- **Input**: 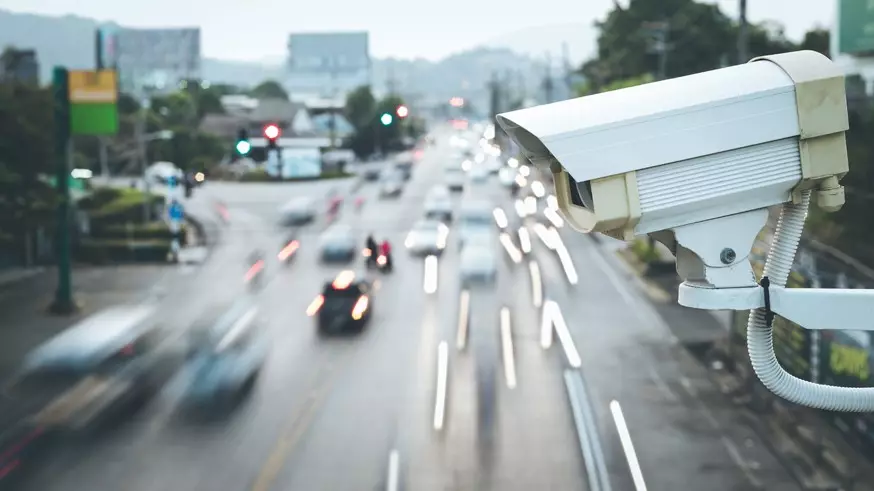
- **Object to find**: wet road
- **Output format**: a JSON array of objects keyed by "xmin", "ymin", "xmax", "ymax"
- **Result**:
[{"xmin": 16, "ymin": 127, "xmax": 802, "ymax": 491}]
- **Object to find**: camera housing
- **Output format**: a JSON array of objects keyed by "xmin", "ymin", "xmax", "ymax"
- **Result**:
[{"xmin": 496, "ymin": 50, "xmax": 849, "ymax": 242}]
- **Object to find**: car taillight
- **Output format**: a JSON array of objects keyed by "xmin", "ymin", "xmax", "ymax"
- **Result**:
[
  {"xmin": 307, "ymin": 295, "xmax": 325, "ymax": 316},
  {"xmin": 351, "ymin": 296, "xmax": 369, "ymax": 320},
  {"xmin": 278, "ymin": 240, "xmax": 299, "ymax": 260},
  {"xmin": 244, "ymin": 260, "xmax": 265, "ymax": 283}
]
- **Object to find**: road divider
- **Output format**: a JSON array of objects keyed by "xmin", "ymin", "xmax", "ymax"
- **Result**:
[
  {"xmin": 500, "ymin": 307, "xmax": 517, "ymax": 389},
  {"xmin": 456, "ymin": 290, "xmax": 471, "ymax": 350},
  {"xmin": 564, "ymin": 370, "xmax": 612, "ymax": 491},
  {"xmin": 434, "ymin": 341, "xmax": 448, "ymax": 431},
  {"xmin": 609, "ymin": 400, "xmax": 647, "ymax": 491},
  {"xmin": 386, "ymin": 449, "xmax": 400, "ymax": 491},
  {"xmin": 423, "ymin": 255, "xmax": 439, "ymax": 294},
  {"xmin": 549, "ymin": 301, "xmax": 582, "ymax": 368}
]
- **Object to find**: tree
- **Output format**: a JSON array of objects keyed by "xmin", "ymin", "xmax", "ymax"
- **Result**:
[
  {"xmin": 251, "ymin": 80, "xmax": 289, "ymax": 100},
  {"xmin": 150, "ymin": 126, "xmax": 225, "ymax": 171},
  {"xmin": 344, "ymin": 86, "xmax": 377, "ymax": 157},
  {"xmin": 800, "ymin": 28, "xmax": 830, "ymax": 57}
]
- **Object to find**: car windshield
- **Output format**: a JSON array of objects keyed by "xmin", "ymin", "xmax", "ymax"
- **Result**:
[{"xmin": 460, "ymin": 210, "xmax": 492, "ymax": 226}]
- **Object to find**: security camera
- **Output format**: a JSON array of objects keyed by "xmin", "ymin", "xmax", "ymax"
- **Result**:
[{"xmin": 500, "ymin": 51, "xmax": 874, "ymax": 413}]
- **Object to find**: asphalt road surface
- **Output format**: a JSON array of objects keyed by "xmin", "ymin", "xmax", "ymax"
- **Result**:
[{"xmin": 16, "ymin": 127, "xmax": 802, "ymax": 491}]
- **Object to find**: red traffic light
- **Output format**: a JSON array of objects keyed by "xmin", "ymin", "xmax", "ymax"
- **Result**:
[
  {"xmin": 263, "ymin": 124, "xmax": 281, "ymax": 140},
  {"xmin": 396, "ymin": 105, "xmax": 409, "ymax": 118}
]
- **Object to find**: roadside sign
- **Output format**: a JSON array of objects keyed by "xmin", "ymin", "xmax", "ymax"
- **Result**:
[
  {"xmin": 838, "ymin": 0, "xmax": 874, "ymax": 55},
  {"xmin": 169, "ymin": 201, "xmax": 184, "ymax": 221},
  {"xmin": 68, "ymin": 70, "xmax": 119, "ymax": 135}
]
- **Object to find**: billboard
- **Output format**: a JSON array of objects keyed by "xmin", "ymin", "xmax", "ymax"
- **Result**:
[{"xmin": 838, "ymin": 0, "xmax": 874, "ymax": 55}]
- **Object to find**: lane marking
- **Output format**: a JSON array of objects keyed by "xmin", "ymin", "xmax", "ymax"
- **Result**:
[
  {"xmin": 434, "ymin": 341, "xmax": 449, "ymax": 431},
  {"xmin": 500, "ymin": 307, "xmax": 517, "ymax": 389},
  {"xmin": 564, "ymin": 370, "xmax": 612, "ymax": 491},
  {"xmin": 720, "ymin": 435, "xmax": 763, "ymax": 488},
  {"xmin": 555, "ymin": 240, "xmax": 579, "ymax": 285},
  {"xmin": 423, "ymin": 255, "xmax": 439, "ymax": 294},
  {"xmin": 518, "ymin": 226, "xmax": 532, "ymax": 254},
  {"xmin": 456, "ymin": 290, "xmax": 471, "ymax": 350},
  {"xmin": 540, "ymin": 299, "xmax": 553, "ymax": 349},
  {"xmin": 386, "ymin": 449, "xmax": 400, "ymax": 491},
  {"xmin": 529, "ymin": 260, "xmax": 543, "ymax": 308},
  {"xmin": 609, "ymin": 400, "xmax": 647, "ymax": 491},
  {"xmin": 648, "ymin": 369, "xmax": 678, "ymax": 402},
  {"xmin": 550, "ymin": 302, "xmax": 582, "ymax": 368},
  {"xmin": 499, "ymin": 233, "xmax": 523, "ymax": 264}
]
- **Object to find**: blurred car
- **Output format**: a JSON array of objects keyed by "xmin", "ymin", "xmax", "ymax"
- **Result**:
[
  {"xmin": 445, "ymin": 168, "xmax": 465, "ymax": 192},
  {"xmin": 457, "ymin": 201, "xmax": 494, "ymax": 247},
  {"xmin": 394, "ymin": 161, "xmax": 413, "ymax": 181},
  {"xmin": 319, "ymin": 224, "xmax": 357, "ymax": 262},
  {"xmin": 12, "ymin": 305, "xmax": 179, "ymax": 434},
  {"xmin": 405, "ymin": 220, "xmax": 449, "ymax": 256},
  {"xmin": 486, "ymin": 157, "xmax": 503, "ymax": 174},
  {"xmin": 279, "ymin": 197, "xmax": 317, "ymax": 226},
  {"xmin": 424, "ymin": 190, "xmax": 453, "ymax": 222},
  {"xmin": 181, "ymin": 301, "xmax": 266, "ymax": 409},
  {"xmin": 0, "ymin": 420, "xmax": 54, "ymax": 486},
  {"xmin": 469, "ymin": 165, "xmax": 490, "ymax": 185},
  {"xmin": 498, "ymin": 167, "xmax": 517, "ymax": 188},
  {"xmin": 460, "ymin": 244, "xmax": 497, "ymax": 287},
  {"xmin": 309, "ymin": 271, "xmax": 373, "ymax": 334},
  {"xmin": 363, "ymin": 164, "xmax": 383, "ymax": 181},
  {"xmin": 379, "ymin": 173, "xmax": 404, "ymax": 198}
]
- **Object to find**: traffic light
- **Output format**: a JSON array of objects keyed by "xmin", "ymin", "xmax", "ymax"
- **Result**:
[
  {"xmin": 396, "ymin": 105, "xmax": 409, "ymax": 118},
  {"xmin": 380, "ymin": 113, "xmax": 393, "ymax": 126},
  {"xmin": 235, "ymin": 128, "xmax": 251, "ymax": 155},
  {"xmin": 264, "ymin": 123, "xmax": 281, "ymax": 150}
]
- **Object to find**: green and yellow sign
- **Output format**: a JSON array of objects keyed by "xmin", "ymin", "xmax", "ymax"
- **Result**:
[{"xmin": 68, "ymin": 69, "xmax": 119, "ymax": 135}]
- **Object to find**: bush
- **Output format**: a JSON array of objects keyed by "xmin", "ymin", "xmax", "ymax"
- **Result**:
[
  {"xmin": 239, "ymin": 168, "xmax": 274, "ymax": 182},
  {"xmin": 85, "ymin": 188, "xmax": 164, "ymax": 226},
  {"xmin": 78, "ymin": 187, "xmax": 123, "ymax": 210},
  {"xmin": 630, "ymin": 238, "xmax": 661, "ymax": 264},
  {"xmin": 94, "ymin": 220, "xmax": 188, "ymax": 244},
  {"xmin": 75, "ymin": 238, "xmax": 171, "ymax": 264},
  {"xmin": 237, "ymin": 168, "xmax": 353, "ymax": 183}
]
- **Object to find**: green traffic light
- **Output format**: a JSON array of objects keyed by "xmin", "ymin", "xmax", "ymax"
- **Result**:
[
  {"xmin": 380, "ymin": 113, "xmax": 393, "ymax": 126},
  {"xmin": 236, "ymin": 140, "xmax": 251, "ymax": 155}
]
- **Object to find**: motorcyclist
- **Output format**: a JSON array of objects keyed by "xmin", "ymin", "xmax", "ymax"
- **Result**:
[
  {"xmin": 379, "ymin": 239, "xmax": 393, "ymax": 270},
  {"xmin": 365, "ymin": 235, "xmax": 378, "ymax": 266}
]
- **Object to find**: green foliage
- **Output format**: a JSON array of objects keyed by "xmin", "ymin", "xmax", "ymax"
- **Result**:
[
  {"xmin": 150, "ymin": 126, "xmax": 225, "ymax": 171},
  {"xmin": 630, "ymin": 238, "xmax": 660, "ymax": 264},
  {"xmin": 76, "ymin": 238, "xmax": 172, "ymax": 264},
  {"xmin": 342, "ymin": 86, "xmax": 410, "ymax": 158},
  {"xmin": 251, "ymin": 80, "xmax": 289, "ymax": 100},
  {"xmin": 80, "ymin": 187, "xmax": 163, "ymax": 227},
  {"xmin": 238, "ymin": 168, "xmax": 352, "ymax": 182},
  {"xmin": 96, "ymin": 220, "xmax": 188, "ymax": 243}
]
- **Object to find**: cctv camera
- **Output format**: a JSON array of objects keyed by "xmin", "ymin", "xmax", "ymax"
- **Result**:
[{"xmin": 497, "ymin": 50, "xmax": 849, "ymax": 243}]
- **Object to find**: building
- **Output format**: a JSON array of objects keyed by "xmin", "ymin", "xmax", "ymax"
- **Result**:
[
  {"xmin": 831, "ymin": 0, "xmax": 874, "ymax": 96},
  {"xmin": 286, "ymin": 32, "xmax": 371, "ymax": 106},
  {"xmin": 0, "ymin": 48, "xmax": 39, "ymax": 85},
  {"xmin": 105, "ymin": 27, "xmax": 201, "ymax": 95}
]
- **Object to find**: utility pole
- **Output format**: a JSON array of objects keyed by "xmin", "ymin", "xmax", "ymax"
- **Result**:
[
  {"xmin": 50, "ymin": 67, "xmax": 76, "ymax": 314},
  {"xmin": 644, "ymin": 21, "xmax": 671, "ymax": 80},
  {"xmin": 738, "ymin": 0, "xmax": 749, "ymax": 64},
  {"xmin": 95, "ymin": 29, "xmax": 110, "ymax": 177},
  {"xmin": 138, "ymin": 91, "xmax": 151, "ymax": 222},
  {"xmin": 328, "ymin": 56, "xmax": 338, "ymax": 151},
  {"xmin": 488, "ymin": 71, "xmax": 501, "ymax": 146}
]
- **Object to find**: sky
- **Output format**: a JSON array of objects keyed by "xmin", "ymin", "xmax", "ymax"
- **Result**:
[{"xmin": 0, "ymin": 0, "xmax": 834, "ymax": 62}]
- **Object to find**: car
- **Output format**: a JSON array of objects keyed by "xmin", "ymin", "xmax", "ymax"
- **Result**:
[
  {"xmin": 460, "ymin": 244, "xmax": 497, "ymax": 287},
  {"xmin": 394, "ymin": 161, "xmax": 413, "ymax": 181},
  {"xmin": 379, "ymin": 173, "xmax": 404, "ymax": 198},
  {"xmin": 486, "ymin": 157, "xmax": 503, "ymax": 174},
  {"xmin": 469, "ymin": 165, "xmax": 490, "ymax": 185},
  {"xmin": 181, "ymin": 300, "xmax": 266, "ymax": 410},
  {"xmin": 445, "ymin": 169, "xmax": 465, "ymax": 192},
  {"xmin": 279, "ymin": 197, "xmax": 317, "ymax": 226},
  {"xmin": 309, "ymin": 270, "xmax": 373, "ymax": 334},
  {"xmin": 12, "ymin": 305, "xmax": 180, "ymax": 434},
  {"xmin": 457, "ymin": 201, "xmax": 494, "ymax": 247},
  {"xmin": 319, "ymin": 225, "xmax": 357, "ymax": 262},
  {"xmin": 405, "ymin": 220, "xmax": 449, "ymax": 256},
  {"xmin": 498, "ymin": 167, "xmax": 517, "ymax": 188},
  {"xmin": 423, "ymin": 187, "xmax": 453, "ymax": 221},
  {"xmin": 426, "ymin": 185, "xmax": 450, "ymax": 201}
]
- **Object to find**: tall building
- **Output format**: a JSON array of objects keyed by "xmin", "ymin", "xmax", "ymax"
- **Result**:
[
  {"xmin": 0, "ymin": 48, "xmax": 39, "ymax": 85},
  {"xmin": 103, "ymin": 27, "xmax": 201, "ymax": 95},
  {"xmin": 286, "ymin": 32, "xmax": 371, "ymax": 105}
]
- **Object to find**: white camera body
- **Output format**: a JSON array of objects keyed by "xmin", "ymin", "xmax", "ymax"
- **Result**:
[{"xmin": 497, "ymin": 50, "xmax": 849, "ymax": 243}]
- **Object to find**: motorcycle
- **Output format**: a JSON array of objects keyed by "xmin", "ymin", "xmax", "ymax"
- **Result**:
[{"xmin": 376, "ymin": 253, "xmax": 393, "ymax": 273}]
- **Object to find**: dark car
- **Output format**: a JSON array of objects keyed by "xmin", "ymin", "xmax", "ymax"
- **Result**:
[{"xmin": 309, "ymin": 271, "xmax": 373, "ymax": 335}]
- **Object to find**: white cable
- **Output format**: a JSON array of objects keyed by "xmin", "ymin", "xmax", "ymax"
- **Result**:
[{"xmin": 747, "ymin": 190, "xmax": 874, "ymax": 411}]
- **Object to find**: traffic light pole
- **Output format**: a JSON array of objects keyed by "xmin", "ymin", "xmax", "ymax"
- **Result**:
[{"xmin": 49, "ymin": 66, "xmax": 77, "ymax": 315}]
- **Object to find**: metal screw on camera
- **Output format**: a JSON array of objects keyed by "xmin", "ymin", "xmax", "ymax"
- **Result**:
[{"xmin": 720, "ymin": 248, "xmax": 736, "ymax": 265}]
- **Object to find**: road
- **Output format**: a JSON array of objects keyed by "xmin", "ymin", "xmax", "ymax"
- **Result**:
[{"xmin": 16, "ymin": 126, "xmax": 802, "ymax": 491}]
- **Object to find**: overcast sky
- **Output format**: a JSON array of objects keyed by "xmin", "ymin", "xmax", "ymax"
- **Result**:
[{"xmin": 0, "ymin": 0, "xmax": 833, "ymax": 61}]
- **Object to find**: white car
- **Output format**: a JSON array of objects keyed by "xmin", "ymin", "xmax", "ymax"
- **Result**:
[
  {"xmin": 469, "ymin": 166, "xmax": 489, "ymax": 185},
  {"xmin": 445, "ymin": 169, "xmax": 465, "ymax": 192},
  {"xmin": 405, "ymin": 220, "xmax": 449, "ymax": 256},
  {"xmin": 279, "ymin": 197, "xmax": 317, "ymax": 225},
  {"xmin": 457, "ymin": 202, "xmax": 494, "ymax": 248},
  {"xmin": 498, "ymin": 167, "xmax": 517, "ymax": 188},
  {"xmin": 460, "ymin": 244, "xmax": 497, "ymax": 287},
  {"xmin": 424, "ymin": 195, "xmax": 453, "ymax": 222}
]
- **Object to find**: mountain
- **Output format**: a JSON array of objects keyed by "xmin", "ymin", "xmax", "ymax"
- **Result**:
[{"xmin": 0, "ymin": 8, "xmax": 571, "ymax": 109}]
